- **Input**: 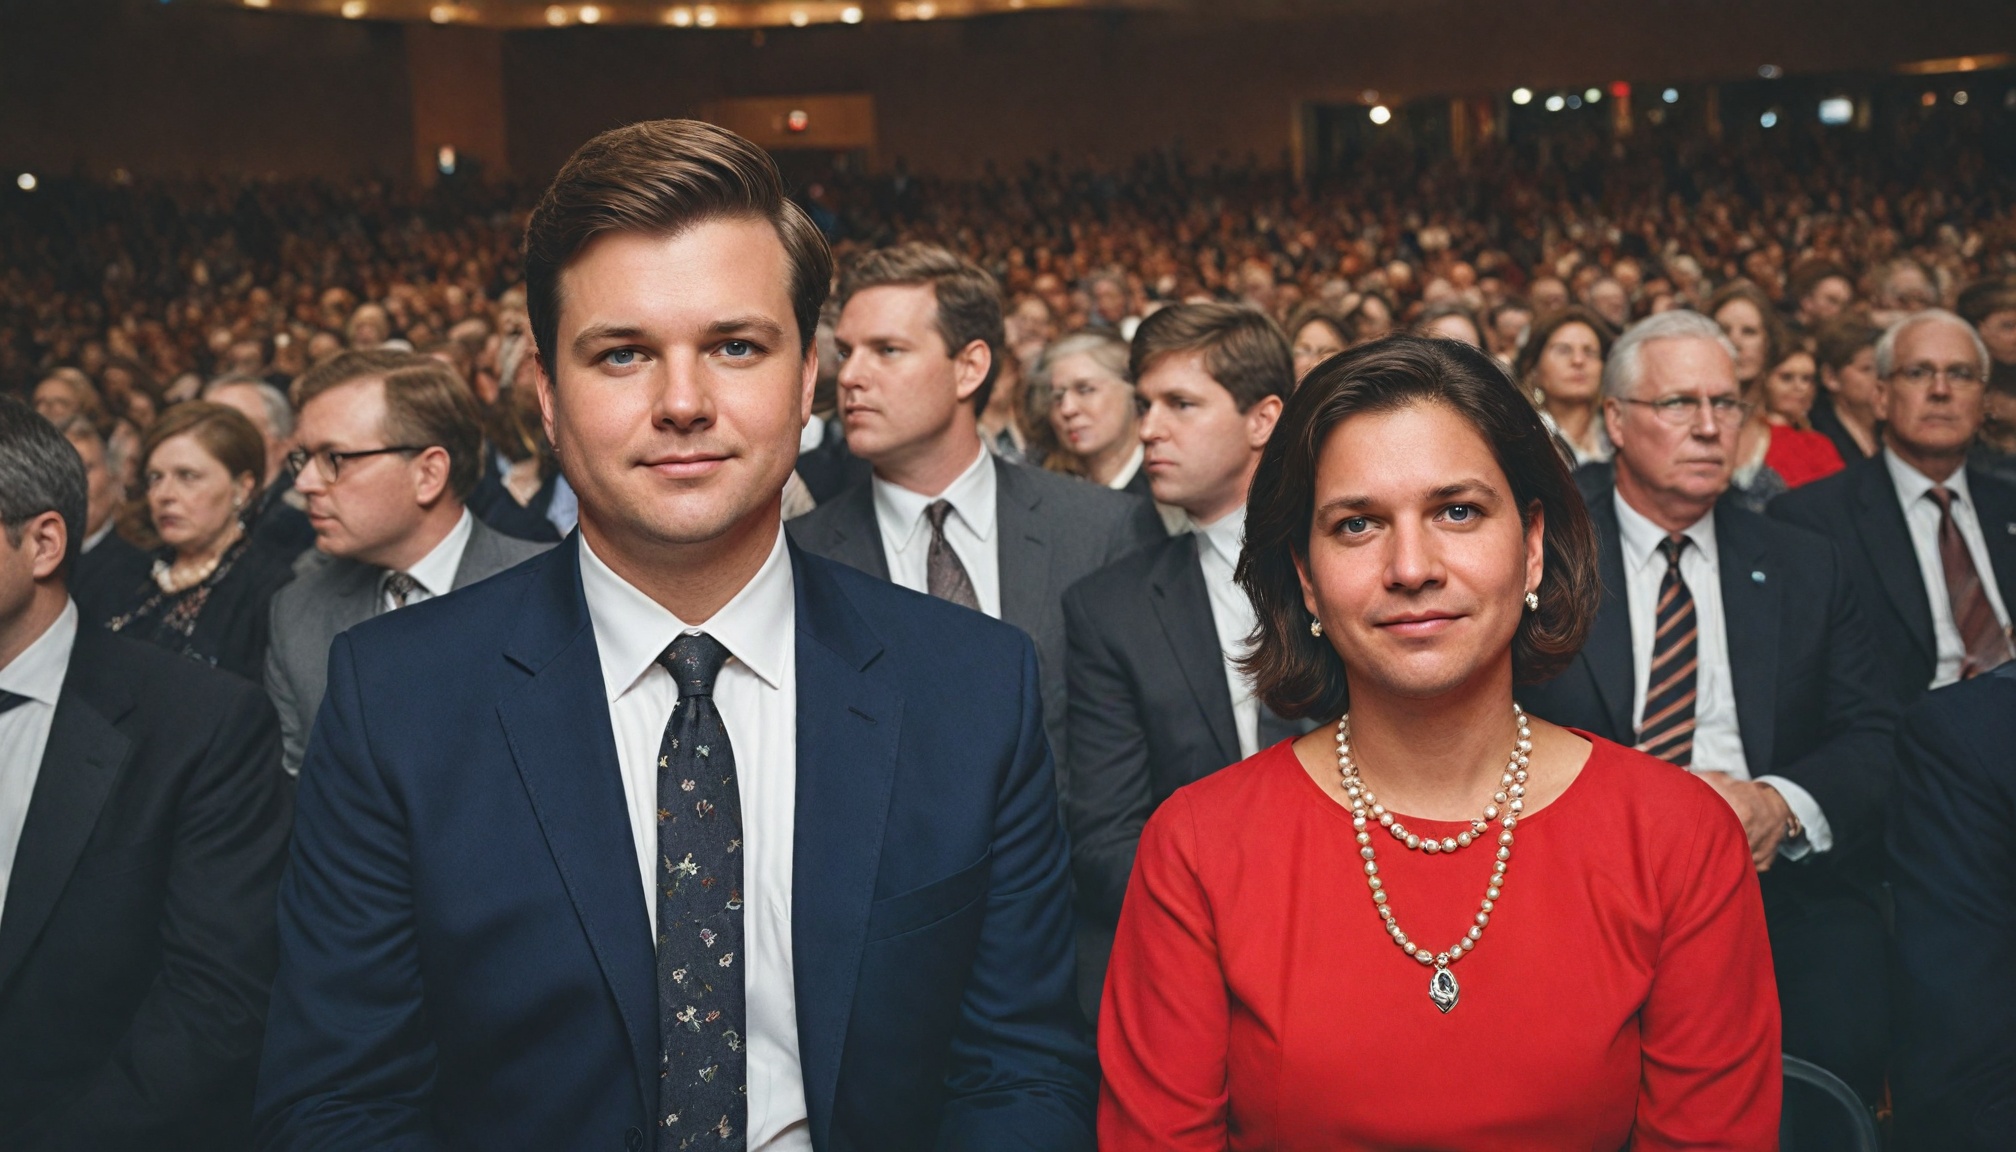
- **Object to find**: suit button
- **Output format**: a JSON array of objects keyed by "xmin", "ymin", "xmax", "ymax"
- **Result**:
[{"xmin": 624, "ymin": 1126, "xmax": 643, "ymax": 1150}]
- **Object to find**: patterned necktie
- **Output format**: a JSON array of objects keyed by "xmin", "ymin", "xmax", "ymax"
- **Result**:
[
  {"xmin": 383, "ymin": 571, "xmax": 420, "ymax": 610},
  {"xmin": 1636, "ymin": 535, "xmax": 1699, "ymax": 767},
  {"xmin": 924, "ymin": 500, "xmax": 981, "ymax": 611},
  {"xmin": 653, "ymin": 633, "xmax": 746, "ymax": 1150},
  {"xmin": 0, "ymin": 690, "xmax": 29, "ymax": 718},
  {"xmin": 1929, "ymin": 486, "xmax": 2014, "ymax": 678}
]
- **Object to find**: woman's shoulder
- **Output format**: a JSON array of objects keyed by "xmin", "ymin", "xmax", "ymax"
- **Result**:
[
  {"xmin": 1570, "ymin": 734, "xmax": 1750, "ymax": 856},
  {"xmin": 1150, "ymin": 739, "xmax": 1316, "ymax": 842}
]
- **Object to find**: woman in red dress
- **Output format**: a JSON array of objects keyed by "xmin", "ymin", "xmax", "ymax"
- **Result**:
[
  {"xmin": 1099, "ymin": 336, "xmax": 1780, "ymax": 1151},
  {"xmin": 1757, "ymin": 346, "xmax": 1847, "ymax": 487}
]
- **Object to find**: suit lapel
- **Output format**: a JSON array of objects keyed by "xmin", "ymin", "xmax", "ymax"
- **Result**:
[
  {"xmin": 1716, "ymin": 506, "xmax": 1781, "ymax": 774},
  {"xmin": 820, "ymin": 483, "xmax": 892, "ymax": 581},
  {"xmin": 495, "ymin": 537, "xmax": 658, "ymax": 1117},
  {"xmin": 1582, "ymin": 496, "xmax": 1637, "ymax": 741},
  {"xmin": 451, "ymin": 519, "xmax": 501, "ymax": 591},
  {"xmin": 1148, "ymin": 535, "xmax": 1240, "ymax": 765},
  {"xmin": 788, "ymin": 547, "xmax": 902, "ymax": 1148},
  {"xmin": 1969, "ymin": 466, "xmax": 2016, "ymax": 614},
  {"xmin": 1852, "ymin": 459, "xmax": 1936, "ymax": 659},
  {"xmin": 993, "ymin": 458, "xmax": 1049, "ymax": 635},
  {"xmin": 0, "ymin": 643, "xmax": 134, "ymax": 995}
]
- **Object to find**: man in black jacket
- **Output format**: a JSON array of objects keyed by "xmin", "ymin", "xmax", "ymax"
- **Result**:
[
  {"xmin": 0, "ymin": 397, "xmax": 291, "ymax": 1150},
  {"xmin": 1520, "ymin": 312, "xmax": 1895, "ymax": 1103},
  {"xmin": 1060, "ymin": 303, "xmax": 1297, "ymax": 1017}
]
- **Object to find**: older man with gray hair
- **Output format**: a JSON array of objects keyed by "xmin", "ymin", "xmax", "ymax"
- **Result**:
[
  {"xmin": 1524, "ymin": 308, "xmax": 1897, "ymax": 1107},
  {"xmin": 1774, "ymin": 308, "xmax": 2016, "ymax": 702}
]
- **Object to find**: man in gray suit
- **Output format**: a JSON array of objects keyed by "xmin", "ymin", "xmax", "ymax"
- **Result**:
[
  {"xmin": 267, "ymin": 351, "xmax": 549, "ymax": 774},
  {"xmin": 788, "ymin": 243, "xmax": 1163, "ymax": 774}
]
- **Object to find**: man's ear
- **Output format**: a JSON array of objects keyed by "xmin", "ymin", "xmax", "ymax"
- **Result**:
[
  {"xmin": 800, "ymin": 342, "xmax": 820, "ymax": 427},
  {"xmin": 952, "ymin": 339, "xmax": 992, "ymax": 405},
  {"xmin": 534, "ymin": 353, "xmax": 559, "ymax": 451},
  {"xmin": 23, "ymin": 510, "xmax": 67, "ymax": 581}
]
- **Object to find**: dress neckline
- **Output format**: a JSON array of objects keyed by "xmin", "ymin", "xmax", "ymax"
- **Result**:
[{"xmin": 1284, "ymin": 727, "xmax": 1603, "ymax": 834}]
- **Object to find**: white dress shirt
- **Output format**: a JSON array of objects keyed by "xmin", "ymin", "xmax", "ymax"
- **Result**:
[
  {"xmin": 580, "ymin": 528, "xmax": 809, "ymax": 1152},
  {"xmin": 1613, "ymin": 492, "xmax": 1830, "ymax": 858},
  {"xmin": 1884, "ymin": 449, "xmax": 2013, "ymax": 689},
  {"xmin": 1193, "ymin": 507, "xmax": 1261, "ymax": 759},
  {"xmin": 382, "ymin": 507, "xmax": 473, "ymax": 612},
  {"xmin": 872, "ymin": 444, "xmax": 1002, "ymax": 618},
  {"xmin": 1105, "ymin": 443, "xmax": 1145, "ymax": 492},
  {"xmin": 0, "ymin": 599, "xmax": 77, "ymax": 917},
  {"xmin": 81, "ymin": 521, "xmax": 115, "ymax": 554}
]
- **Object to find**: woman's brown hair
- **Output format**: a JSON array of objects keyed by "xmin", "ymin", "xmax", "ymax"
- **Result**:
[
  {"xmin": 1510, "ymin": 305, "xmax": 1616, "ymax": 398},
  {"xmin": 140, "ymin": 401, "xmax": 266, "ymax": 491},
  {"xmin": 1236, "ymin": 335, "xmax": 1601, "ymax": 720}
]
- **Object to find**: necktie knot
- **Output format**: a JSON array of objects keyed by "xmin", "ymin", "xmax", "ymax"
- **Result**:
[
  {"xmin": 1657, "ymin": 534, "xmax": 1689, "ymax": 569},
  {"xmin": 383, "ymin": 570, "xmax": 420, "ymax": 608},
  {"xmin": 1928, "ymin": 485, "xmax": 1957, "ymax": 516},
  {"xmin": 658, "ymin": 632, "xmax": 730, "ymax": 699},
  {"xmin": 925, "ymin": 499, "xmax": 957, "ymax": 535},
  {"xmin": 0, "ymin": 689, "xmax": 30, "ymax": 718}
]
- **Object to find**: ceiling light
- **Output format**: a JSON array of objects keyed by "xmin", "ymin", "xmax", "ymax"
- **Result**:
[
  {"xmin": 243, "ymin": 0, "xmax": 270, "ymax": 8},
  {"xmin": 16, "ymin": 173, "xmax": 36, "ymax": 191},
  {"xmin": 429, "ymin": 4, "xmax": 454, "ymax": 22},
  {"xmin": 840, "ymin": 5, "xmax": 862, "ymax": 20},
  {"xmin": 340, "ymin": 0, "xmax": 366, "ymax": 16},
  {"xmin": 1368, "ymin": 104, "xmax": 1392, "ymax": 125},
  {"xmin": 437, "ymin": 146, "xmax": 457, "ymax": 175},
  {"xmin": 1818, "ymin": 96, "xmax": 1853, "ymax": 125},
  {"xmin": 695, "ymin": 5, "xmax": 716, "ymax": 25},
  {"xmin": 1566, "ymin": 94, "xmax": 1582, "ymax": 109},
  {"xmin": 915, "ymin": 1, "xmax": 937, "ymax": 17},
  {"xmin": 789, "ymin": 8, "xmax": 808, "ymax": 24},
  {"xmin": 1955, "ymin": 90, "xmax": 1970, "ymax": 105},
  {"xmin": 578, "ymin": 4, "xmax": 600, "ymax": 23},
  {"xmin": 666, "ymin": 6, "xmax": 691, "ymax": 23},
  {"xmin": 1760, "ymin": 109, "xmax": 1779, "ymax": 128},
  {"xmin": 545, "ymin": 4, "xmax": 568, "ymax": 23},
  {"xmin": 1662, "ymin": 87, "xmax": 1679, "ymax": 104},
  {"xmin": 1545, "ymin": 94, "xmax": 1565, "ymax": 112},
  {"xmin": 1511, "ymin": 87, "xmax": 1533, "ymax": 105},
  {"xmin": 1921, "ymin": 90, "xmax": 1937, "ymax": 107},
  {"xmin": 1758, "ymin": 64, "xmax": 1783, "ymax": 79},
  {"xmin": 1584, "ymin": 87, "xmax": 1601, "ymax": 103}
]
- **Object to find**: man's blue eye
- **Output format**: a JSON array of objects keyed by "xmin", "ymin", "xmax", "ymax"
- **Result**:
[
  {"xmin": 606, "ymin": 348, "xmax": 638, "ymax": 367},
  {"xmin": 723, "ymin": 340, "xmax": 753, "ymax": 357},
  {"xmin": 1446, "ymin": 505, "xmax": 1476, "ymax": 522},
  {"xmin": 1341, "ymin": 516, "xmax": 1370, "ymax": 534}
]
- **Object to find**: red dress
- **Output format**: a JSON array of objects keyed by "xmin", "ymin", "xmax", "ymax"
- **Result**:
[
  {"xmin": 1764, "ymin": 424, "xmax": 1846, "ymax": 488},
  {"xmin": 1099, "ymin": 735, "xmax": 1780, "ymax": 1151}
]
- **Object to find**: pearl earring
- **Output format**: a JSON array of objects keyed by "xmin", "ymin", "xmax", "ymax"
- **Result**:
[
  {"xmin": 1524, "ymin": 591, "xmax": 1540, "ymax": 612},
  {"xmin": 1309, "ymin": 619, "xmax": 1324, "ymax": 638}
]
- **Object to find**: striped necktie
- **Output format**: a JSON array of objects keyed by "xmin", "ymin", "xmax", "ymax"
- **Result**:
[
  {"xmin": 1636, "ymin": 535, "xmax": 1699, "ymax": 767},
  {"xmin": 1929, "ymin": 486, "xmax": 2015, "ymax": 678}
]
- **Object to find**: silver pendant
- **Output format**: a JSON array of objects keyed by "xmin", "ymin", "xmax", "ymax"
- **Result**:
[{"xmin": 1429, "ymin": 966, "xmax": 1459, "ymax": 1013}]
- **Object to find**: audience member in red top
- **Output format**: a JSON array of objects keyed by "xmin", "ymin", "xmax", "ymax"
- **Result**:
[
  {"xmin": 1098, "ymin": 336, "xmax": 1778, "ymax": 1151},
  {"xmin": 1759, "ymin": 345, "xmax": 1847, "ymax": 488}
]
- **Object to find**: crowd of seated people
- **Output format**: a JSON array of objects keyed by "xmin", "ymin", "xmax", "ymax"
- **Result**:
[{"xmin": 1, "ymin": 114, "xmax": 2014, "ymax": 1149}]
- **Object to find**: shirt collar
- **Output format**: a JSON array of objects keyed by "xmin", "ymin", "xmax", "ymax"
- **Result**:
[
  {"xmin": 1884, "ymin": 446, "xmax": 1972, "ymax": 509},
  {"xmin": 82, "ymin": 521, "xmax": 115, "ymax": 554},
  {"xmin": 872, "ymin": 443, "xmax": 997, "ymax": 552},
  {"xmin": 401, "ymin": 507, "xmax": 474, "ymax": 598},
  {"xmin": 1613, "ymin": 488, "xmax": 1718, "ymax": 574},
  {"xmin": 579, "ymin": 524, "xmax": 794, "ymax": 703},
  {"xmin": 0, "ymin": 598, "xmax": 78, "ymax": 707},
  {"xmin": 1106, "ymin": 442, "xmax": 1146, "ymax": 492},
  {"xmin": 1194, "ymin": 504, "xmax": 1247, "ymax": 570}
]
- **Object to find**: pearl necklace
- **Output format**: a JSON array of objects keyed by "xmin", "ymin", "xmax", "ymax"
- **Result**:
[{"xmin": 1337, "ymin": 703, "xmax": 1528, "ymax": 1013}]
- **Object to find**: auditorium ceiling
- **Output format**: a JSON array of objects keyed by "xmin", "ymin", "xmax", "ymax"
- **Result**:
[{"xmin": 192, "ymin": 0, "xmax": 1184, "ymax": 28}]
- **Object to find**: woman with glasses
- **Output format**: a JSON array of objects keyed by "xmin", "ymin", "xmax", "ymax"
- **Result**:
[
  {"xmin": 1034, "ymin": 331, "xmax": 1152, "ymax": 498},
  {"xmin": 104, "ymin": 401, "xmax": 296, "ymax": 679},
  {"xmin": 1513, "ymin": 306, "xmax": 1616, "ymax": 468}
]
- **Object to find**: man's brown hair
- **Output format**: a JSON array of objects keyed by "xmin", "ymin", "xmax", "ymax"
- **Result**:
[
  {"xmin": 1812, "ymin": 317, "xmax": 1882, "ymax": 373},
  {"xmin": 1237, "ymin": 336, "xmax": 1599, "ymax": 720},
  {"xmin": 1129, "ymin": 302, "xmax": 1293, "ymax": 411},
  {"xmin": 523, "ymin": 118, "xmax": 834, "ymax": 370},
  {"xmin": 837, "ymin": 242, "xmax": 1006, "ymax": 415},
  {"xmin": 292, "ymin": 349, "xmax": 485, "ymax": 500}
]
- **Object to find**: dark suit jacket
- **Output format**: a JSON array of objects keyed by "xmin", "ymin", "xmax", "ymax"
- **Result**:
[
  {"xmin": 1520, "ymin": 487, "xmax": 1897, "ymax": 867},
  {"xmin": 1061, "ymin": 532, "xmax": 1304, "ymax": 928},
  {"xmin": 1771, "ymin": 455, "xmax": 2016, "ymax": 706},
  {"xmin": 69, "ymin": 532, "xmax": 149, "ymax": 624},
  {"xmin": 254, "ymin": 536, "xmax": 1096, "ymax": 1151},
  {"xmin": 786, "ymin": 455, "xmax": 1164, "ymax": 780},
  {"xmin": 0, "ymin": 627, "xmax": 292, "ymax": 1151},
  {"xmin": 1888, "ymin": 662, "xmax": 2016, "ymax": 1152},
  {"xmin": 264, "ymin": 516, "xmax": 551, "ymax": 775}
]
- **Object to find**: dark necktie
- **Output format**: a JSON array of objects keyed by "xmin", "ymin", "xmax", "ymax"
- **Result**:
[
  {"xmin": 652, "ymin": 633, "xmax": 746, "ymax": 1150},
  {"xmin": 924, "ymin": 500, "xmax": 981, "ymax": 611},
  {"xmin": 1636, "ymin": 535, "xmax": 1699, "ymax": 767},
  {"xmin": 1929, "ymin": 486, "xmax": 2014, "ymax": 678},
  {"xmin": 0, "ymin": 690, "xmax": 29, "ymax": 718},
  {"xmin": 383, "ymin": 571, "xmax": 420, "ymax": 610}
]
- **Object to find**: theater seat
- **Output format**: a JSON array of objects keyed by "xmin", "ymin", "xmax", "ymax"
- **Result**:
[{"xmin": 1781, "ymin": 1054, "xmax": 1880, "ymax": 1152}]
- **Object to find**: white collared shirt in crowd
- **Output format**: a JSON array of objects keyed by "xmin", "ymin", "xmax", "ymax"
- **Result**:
[
  {"xmin": 381, "ymin": 506, "xmax": 473, "ymax": 612},
  {"xmin": 1884, "ymin": 448, "xmax": 2013, "ymax": 689},
  {"xmin": 1105, "ymin": 442, "xmax": 1145, "ymax": 492},
  {"xmin": 81, "ymin": 521, "xmax": 114, "ymax": 554},
  {"xmin": 871, "ymin": 443, "xmax": 1001, "ymax": 618},
  {"xmin": 1193, "ymin": 506, "xmax": 1260, "ymax": 760},
  {"xmin": 579, "ymin": 526, "xmax": 809, "ymax": 1152},
  {"xmin": 1613, "ymin": 491, "xmax": 1831, "ymax": 858},
  {"xmin": 0, "ymin": 599, "xmax": 77, "ymax": 916}
]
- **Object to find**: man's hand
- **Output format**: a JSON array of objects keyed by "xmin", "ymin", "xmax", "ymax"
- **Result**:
[{"xmin": 1697, "ymin": 772, "xmax": 1794, "ymax": 871}]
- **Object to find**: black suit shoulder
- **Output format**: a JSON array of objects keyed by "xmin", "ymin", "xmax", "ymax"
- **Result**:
[
  {"xmin": 1767, "ymin": 456, "xmax": 1869, "ymax": 525},
  {"xmin": 71, "ymin": 624, "xmax": 275, "ymax": 723},
  {"xmin": 1005, "ymin": 459, "xmax": 1150, "ymax": 525},
  {"xmin": 1064, "ymin": 530, "xmax": 1190, "ymax": 613},
  {"xmin": 802, "ymin": 547, "xmax": 1037, "ymax": 670}
]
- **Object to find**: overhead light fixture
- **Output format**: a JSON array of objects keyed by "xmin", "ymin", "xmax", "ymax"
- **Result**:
[
  {"xmin": 840, "ymin": 5, "xmax": 862, "ymax": 20},
  {"xmin": 1921, "ymin": 90, "xmax": 1937, "ymax": 107},
  {"xmin": 666, "ymin": 5, "xmax": 692, "ymax": 24},
  {"xmin": 1511, "ymin": 87, "xmax": 1533, "ymax": 105},
  {"xmin": 16, "ymin": 173, "xmax": 37, "ymax": 191},
  {"xmin": 1368, "ymin": 105, "xmax": 1392, "ymax": 125},
  {"xmin": 1662, "ymin": 87, "xmax": 1679, "ymax": 104},
  {"xmin": 1608, "ymin": 81, "xmax": 1630, "ymax": 99},
  {"xmin": 578, "ymin": 4, "xmax": 601, "ymax": 23},
  {"xmin": 695, "ymin": 5, "xmax": 716, "ymax": 26},
  {"xmin": 1566, "ymin": 94, "xmax": 1583, "ymax": 109},
  {"xmin": 437, "ymin": 145, "xmax": 457, "ymax": 175},
  {"xmin": 1584, "ymin": 87, "xmax": 1601, "ymax": 103},
  {"xmin": 915, "ymin": 1, "xmax": 937, "ymax": 17},
  {"xmin": 1758, "ymin": 64, "xmax": 1783, "ymax": 79},
  {"xmin": 789, "ymin": 8, "xmax": 808, "ymax": 24},
  {"xmin": 545, "ymin": 4, "xmax": 568, "ymax": 23},
  {"xmin": 1760, "ymin": 109, "xmax": 1779, "ymax": 128},
  {"xmin": 429, "ymin": 4, "xmax": 454, "ymax": 22},
  {"xmin": 243, "ymin": 0, "xmax": 270, "ymax": 8},
  {"xmin": 1545, "ymin": 94, "xmax": 1566, "ymax": 112},
  {"xmin": 1818, "ymin": 96, "xmax": 1853, "ymax": 125},
  {"xmin": 1955, "ymin": 90, "xmax": 1970, "ymax": 105},
  {"xmin": 340, "ymin": 0, "xmax": 366, "ymax": 16}
]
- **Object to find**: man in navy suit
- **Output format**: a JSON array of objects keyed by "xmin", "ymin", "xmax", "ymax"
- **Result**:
[{"xmin": 254, "ymin": 120, "xmax": 1095, "ymax": 1151}]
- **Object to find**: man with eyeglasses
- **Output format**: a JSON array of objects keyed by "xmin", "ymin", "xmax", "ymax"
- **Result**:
[
  {"xmin": 1523, "ymin": 309, "xmax": 1896, "ymax": 1108},
  {"xmin": 264, "ymin": 350, "xmax": 549, "ymax": 775},
  {"xmin": 1775, "ymin": 309, "xmax": 2016, "ymax": 707}
]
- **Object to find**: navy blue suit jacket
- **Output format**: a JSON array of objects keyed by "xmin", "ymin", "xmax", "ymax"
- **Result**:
[
  {"xmin": 1888, "ymin": 661, "xmax": 2016, "ymax": 1151},
  {"xmin": 253, "ymin": 536, "xmax": 1095, "ymax": 1151}
]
